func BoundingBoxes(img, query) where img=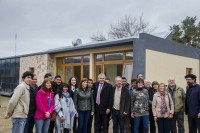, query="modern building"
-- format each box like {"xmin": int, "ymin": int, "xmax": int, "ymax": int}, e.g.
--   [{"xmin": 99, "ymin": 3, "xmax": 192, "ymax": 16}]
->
[{"xmin": 0, "ymin": 33, "xmax": 199, "ymax": 96}]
